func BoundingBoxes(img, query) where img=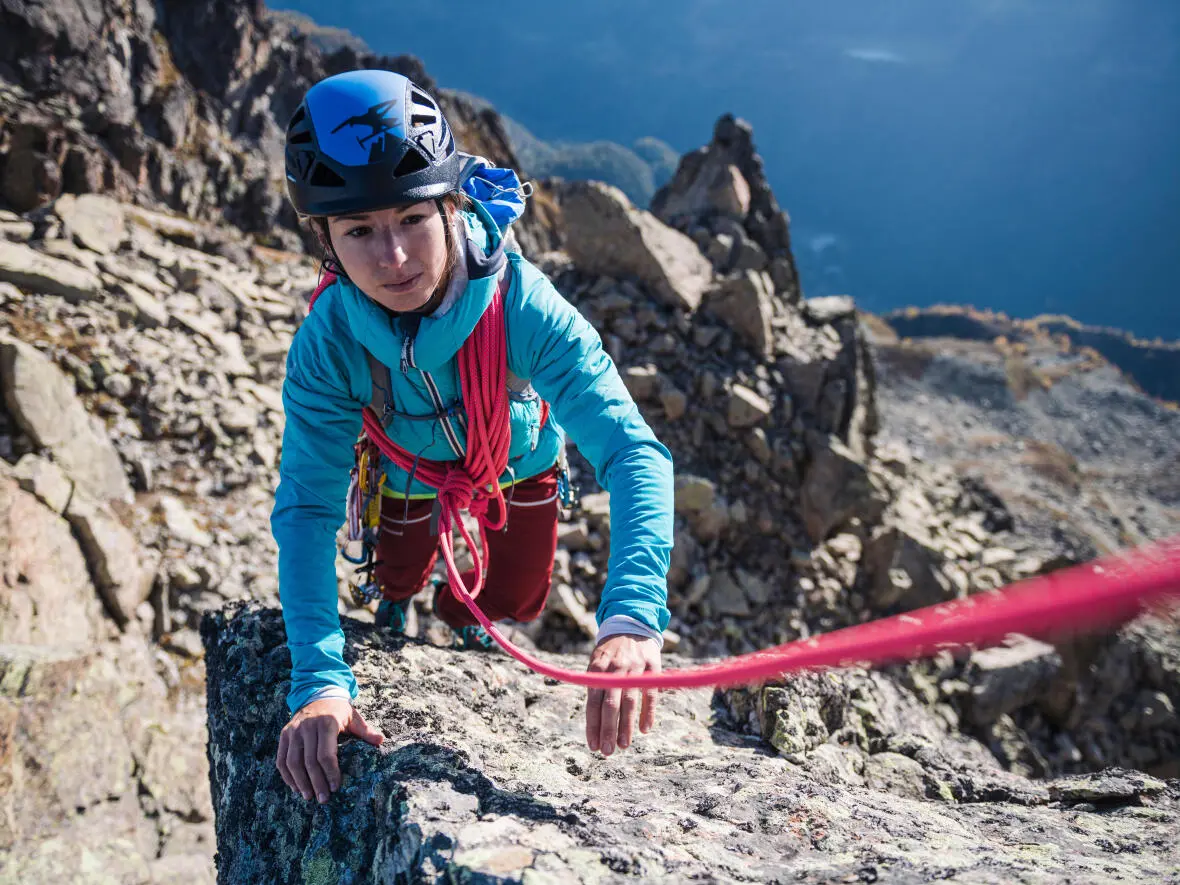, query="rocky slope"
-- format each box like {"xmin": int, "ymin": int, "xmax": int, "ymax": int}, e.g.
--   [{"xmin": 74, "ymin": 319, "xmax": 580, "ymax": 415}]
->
[
  {"xmin": 867, "ymin": 316, "xmax": 1180, "ymax": 568},
  {"xmin": 0, "ymin": 193, "xmax": 303, "ymax": 884},
  {"xmin": 865, "ymin": 313, "xmax": 1180, "ymax": 782},
  {"xmin": 1, "ymin": 1, "xmax": 1177, "ymax": 882}
]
